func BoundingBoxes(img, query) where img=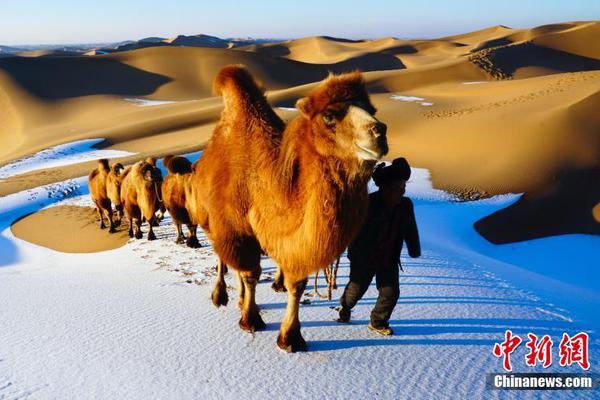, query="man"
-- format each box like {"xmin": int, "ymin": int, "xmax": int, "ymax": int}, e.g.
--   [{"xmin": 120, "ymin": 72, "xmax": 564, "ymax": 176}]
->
[{"xmin": 337, "ymin": 157, "xmax": 421, "ymax": 335}]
